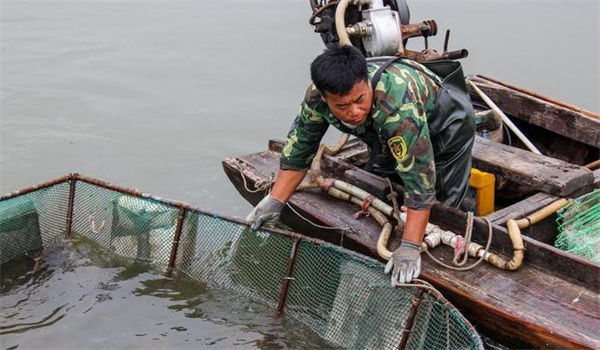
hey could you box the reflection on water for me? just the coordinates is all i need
[0,240,335,349]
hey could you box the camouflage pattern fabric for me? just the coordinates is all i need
[280,59,441,210]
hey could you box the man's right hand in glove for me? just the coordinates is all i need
[245,195,285,231]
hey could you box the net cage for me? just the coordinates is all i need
[0,174,483,350]
[555,189,600,264]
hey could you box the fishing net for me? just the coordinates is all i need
[555,189,600,264]
[0,175,484,350]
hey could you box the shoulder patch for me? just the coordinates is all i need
[387,136,408,161]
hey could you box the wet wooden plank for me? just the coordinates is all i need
[572,168,600,197]
[424,250,600,350]
[222,152,600,349]
[487,169,600,226]
[472,136,594,196]
[272,137,594,197]
[469,76,600,149]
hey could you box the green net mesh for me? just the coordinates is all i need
[0,176,483,350]
[556,189,600,264]
[0,182,70,264]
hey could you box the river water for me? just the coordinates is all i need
[0,1,598,348]
[1,0,598,217]
[0,239,334,349]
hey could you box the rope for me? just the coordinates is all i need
[286,202,350,231]
[235,161,274,194]
[236,155,351,238]
[383,177,493,271]
[386,178,401,219]
[88,214,106,234]
[424,216,494,271]
[395,278,446,301]
[386,178,405,240]
[452,212,473,266]
[285,203,351,247]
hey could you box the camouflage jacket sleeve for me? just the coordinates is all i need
[375,62,438,210]
[280,85,329,171]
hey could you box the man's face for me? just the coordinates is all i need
[322,79,372,127]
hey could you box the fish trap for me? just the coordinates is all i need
[0,174,484,350]
[555,189,600,264]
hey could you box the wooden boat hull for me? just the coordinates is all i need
[222,138,600,349]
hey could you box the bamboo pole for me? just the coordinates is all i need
[467,80,542,155]
[585,159,600,170]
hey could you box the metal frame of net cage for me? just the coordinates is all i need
[0,173,484,350]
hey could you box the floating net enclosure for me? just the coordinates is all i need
[556,189,600,264]
[0,174,483,350]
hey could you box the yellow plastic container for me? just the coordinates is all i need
[469,168,495,216]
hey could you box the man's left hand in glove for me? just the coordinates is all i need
[384,240,422,286]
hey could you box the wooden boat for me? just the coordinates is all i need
[223,77,600,349]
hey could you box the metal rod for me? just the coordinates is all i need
[400,20,437,40]
[4,173,336,254]
[441,49,469,60]
[443,29,450,53]
[477,75,600,121]
[398,289,425,350]
[0,174,72,201]
[165,208,187,278]
[467,80,542,155]
[275,236,301,317]
[73,174,330,247]
[65,178,77,239]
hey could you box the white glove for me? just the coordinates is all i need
[384,240,422,286]
[245,195,285,231]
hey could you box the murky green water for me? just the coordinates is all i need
[0,240,334,349]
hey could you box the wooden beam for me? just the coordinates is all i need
[473,136,593,196]
[469,76,600,148]
[272,137,595,196]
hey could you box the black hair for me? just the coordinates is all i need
[310,45,368,96]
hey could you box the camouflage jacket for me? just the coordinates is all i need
[280,59,441,209]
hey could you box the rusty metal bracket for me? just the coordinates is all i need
[165,208,187,278]
[275,236,301,317]
[398,289,425,350]
[65,176,77,239]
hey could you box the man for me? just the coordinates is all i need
[246,46,475,285]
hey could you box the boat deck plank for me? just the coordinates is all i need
[472,136,593,196]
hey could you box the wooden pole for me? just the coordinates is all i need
[468,80,542,155]
[397,289,425,350]
[275,236,301,318]
[65,177,77,239]
[165,208,187,278]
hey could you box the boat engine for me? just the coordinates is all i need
[309,0,467,61]
[310,0,410,56]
